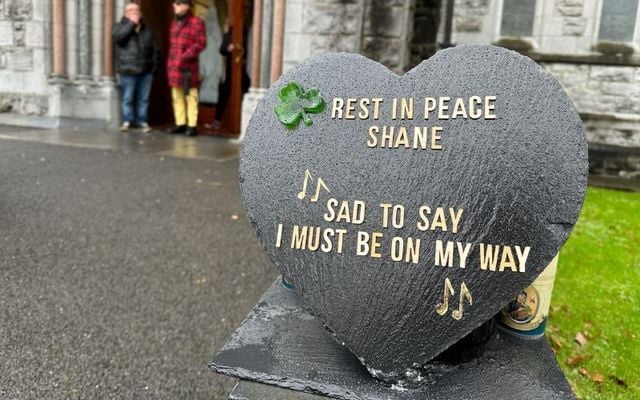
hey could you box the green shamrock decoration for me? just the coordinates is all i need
[275,81,325,129]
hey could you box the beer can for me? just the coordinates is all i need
[497,254,558,339]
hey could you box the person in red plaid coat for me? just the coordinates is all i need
[167,0,206,136]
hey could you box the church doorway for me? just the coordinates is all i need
[138,0,253,137]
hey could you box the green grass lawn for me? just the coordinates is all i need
[548,187,640,400]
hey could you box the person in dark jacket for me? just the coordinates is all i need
[166,0,206,136]
[112,1,159,133]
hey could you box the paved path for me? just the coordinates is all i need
[0,127,277,399]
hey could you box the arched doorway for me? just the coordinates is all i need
[138,0,252,137]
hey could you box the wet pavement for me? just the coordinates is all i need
[0,126,240,163]
[0,126,277,399]
[0,125,637,400]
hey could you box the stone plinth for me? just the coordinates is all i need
[210,279,574,400]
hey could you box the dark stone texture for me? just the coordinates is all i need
[230,381,329,400]
[240,46,587,381]
[211,280,575,399]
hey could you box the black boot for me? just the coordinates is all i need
[186,127,198,137]
[168,125,186,134]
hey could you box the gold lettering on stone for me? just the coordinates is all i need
[276,223,283,248]
[424,97,437,120]
[325,199,366,224]
[331,98,344,119]
[485,96,497,119]
[345,98,357,119]
[516,246,531,273]
[358,98,370,119]
[480,243,500,271]
[422,96,497,120]
[435,240,454,267]
[367,126,444,150]
[480,244,528,272]
[390,237,421,264]
[356,232,384,258]
[417,207,463,233]
[290,225,347,254]
[499,246,517,272]
[370,232,383,258]
[291,225,307,250]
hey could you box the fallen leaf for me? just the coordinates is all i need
[575,332,588,346]
[591,373,604,384]
[579,368,605,384]
[549,334,564,350]
[566,354,590,367]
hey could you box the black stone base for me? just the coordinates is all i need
[229,381,328,400]
[210,279,574,400]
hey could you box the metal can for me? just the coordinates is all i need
[281,275,295,290]
[497,254,558,339]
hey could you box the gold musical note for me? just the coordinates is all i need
[435,279,473,320]
[435,278,455,316]
[297,169,330,202]
[310,177,330,202]
[451,282,472,320]
[297,169,313,200]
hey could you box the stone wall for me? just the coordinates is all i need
[0,0,120,129]
[450,0,636,54]
[361,0,415,73]
[283,0,417,75]
[536,0,600,54]
[543,63,640,148]
[283,0,364,73]
[449,0,640,178]
[450,0,640,139]
[451,0,497,45]
[0,0,50,117]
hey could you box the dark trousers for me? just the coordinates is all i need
[119,72,153,124]
[215,79,231,121]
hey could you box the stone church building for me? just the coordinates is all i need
[0,0,638,175]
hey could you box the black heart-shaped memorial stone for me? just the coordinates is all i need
[240,45,587,383]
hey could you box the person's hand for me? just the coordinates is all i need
[126,10,141,25]
[227,43,235,52]
[129,14,141,25]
